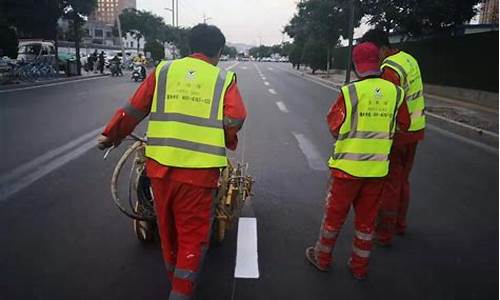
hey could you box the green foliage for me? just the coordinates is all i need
[145,40,165,61]
[248,43,291,58]
[362,0,482,37]
[223,46,238,57]
[303,38,328,73]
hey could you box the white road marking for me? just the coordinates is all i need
[275,101,289,113]
[292,132,329,171]
[225,62,240,70]
[427,124,498,154]
[0,127,103,203]
[0,76,107,93]
[264,81,270,86]
[261,77,267,80]
[234,217,260,279]
[268,67,274,71]
[240,66,248,70]
[268,88,277,95]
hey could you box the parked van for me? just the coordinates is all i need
[17,40,56,64]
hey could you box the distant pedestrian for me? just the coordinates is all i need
[91,50,98,73]
[305,42,410,280]
[361,29,426,246]
[98,51,105,74]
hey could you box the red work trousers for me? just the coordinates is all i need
[376,142,418,244]
[314,176,384,277]
[150,178,216,300]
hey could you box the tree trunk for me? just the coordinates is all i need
[326,46,331,78]
[74,16,81,76]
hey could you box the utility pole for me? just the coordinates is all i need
[345,0,355,84]
[202,13,211,24]
[176,0,179,27]
[116,14,126,64]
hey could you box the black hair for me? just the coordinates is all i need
[188,24,226,57]
[361,29,390,48]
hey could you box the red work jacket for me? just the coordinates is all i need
[327,77,411,179]
[102,53,247,188]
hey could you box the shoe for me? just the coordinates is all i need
[347,259,367,280]
[305,247,329,272]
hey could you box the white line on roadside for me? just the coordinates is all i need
[268,88,277,95]
[241,66,248,70]
[0,127,103,203]
[0,76,107,93]
[275,101,289,113]
[225,62,240,70]
[264,81,270,86]
[427,112,498,138]
[261,77,267,80]
[292,132,329,171]
[268,67,274,71]
[427,124,498,154]
[234,217,260,279]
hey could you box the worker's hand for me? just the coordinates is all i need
[97,134,113,150]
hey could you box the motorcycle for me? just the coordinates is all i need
[131,63,146,82]
[110,61,122,77]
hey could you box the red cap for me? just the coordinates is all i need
[352,42,381,77]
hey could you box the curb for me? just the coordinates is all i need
[0,73,109,91]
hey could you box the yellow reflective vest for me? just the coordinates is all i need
[145,57,235,168]
[381,51,426,131]
[329,78,404,177]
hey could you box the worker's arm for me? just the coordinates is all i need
[326,93,346,139]
[223,78,247,151]
[381,67,401,86]
[396,99,410,132]
[98,71,156,148]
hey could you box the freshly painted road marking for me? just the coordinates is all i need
[268,88,277,95]
[292,132,329,171]
[234,217,260,279]
[276,101,289,113]
[225,62,240,70]
[264,81,270,86]
[0,127,103,203]
[261,76,267,80]
[0,76,108,93]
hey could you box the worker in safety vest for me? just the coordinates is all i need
[305,42,410,280]
[361,29,425,246]
[97,24,247,299]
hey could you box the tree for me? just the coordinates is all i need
[144,40,165,62]
[119,8,166,53]
[362,0,482,37]
[223,46,238,58]
[303,38,328,74]
[60,0,97,75]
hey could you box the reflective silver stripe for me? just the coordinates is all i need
[155,62,172,113]
[169,291,190,300]
[332,153,388,162]
[355,230,373,241]
[384,60,408,84]
[210,70,228,120]
[123,103,149,121]
[165,261,175,272]
[147,138,226,156]
[390,86,403,134]
[352,245,371,258]
[315,242,332,253]
[338,131,391,141]
[348,83,358,134]
[174,268,197,282]
[149,112,222,128]
[223,117,244,128]
[406,90,423,102]
[321,229,338,240]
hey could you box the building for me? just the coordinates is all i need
[479,0,499,24]
[91,0,136,26]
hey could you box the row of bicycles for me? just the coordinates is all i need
[0,57,58,83]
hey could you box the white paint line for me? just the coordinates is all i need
[273,65,341,92]
[225,62,240,70]
[267,67,274,71]
[427,124,498,154]
[427,112,498,138]
[0,127,103,203]
[261,77,267,80]
[240,66,248,70]
[292,132,329,171]
[275,101,289,113]
[264,81,270,86]
[0,76,107,93]
[268,88,277,95]
[234,217,260,279]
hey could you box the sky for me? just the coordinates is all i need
[137,0,373,46]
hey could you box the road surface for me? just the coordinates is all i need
[0,61,497,300]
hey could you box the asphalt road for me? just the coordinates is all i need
[0,61,497,300]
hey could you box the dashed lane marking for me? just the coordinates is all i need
[292,132,329,171]
[234,217,260,279]
[275,101,289,113]
[268,88,277,95]
[264,81,270,86]
[225,62,240,70]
